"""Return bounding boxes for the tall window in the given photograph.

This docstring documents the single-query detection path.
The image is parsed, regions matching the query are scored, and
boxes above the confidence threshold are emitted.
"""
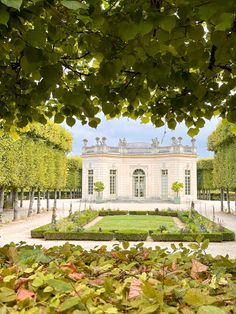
[185,169,191,195]
[88,170,93,195]
[133,169,145,198]
[161,169,168,200]
[110,169,117,195]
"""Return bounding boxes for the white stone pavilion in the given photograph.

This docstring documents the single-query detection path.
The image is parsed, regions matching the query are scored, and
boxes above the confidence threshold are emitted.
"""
[82,137,197,202]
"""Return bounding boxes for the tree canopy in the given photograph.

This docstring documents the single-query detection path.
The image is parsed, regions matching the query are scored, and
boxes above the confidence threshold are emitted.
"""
[208,120,236,151]
[1,0,236,135]
[0,122,72,214]
[197,158,214,191]
[66,156,82,192]
[208,120,236,211]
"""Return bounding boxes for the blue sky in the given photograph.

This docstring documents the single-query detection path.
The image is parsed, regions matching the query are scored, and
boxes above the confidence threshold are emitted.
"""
[65,116,219,158]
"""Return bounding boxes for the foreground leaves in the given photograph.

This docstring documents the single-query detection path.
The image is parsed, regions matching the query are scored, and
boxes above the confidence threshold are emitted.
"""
[1,1,236,130]
[0,243,235,313]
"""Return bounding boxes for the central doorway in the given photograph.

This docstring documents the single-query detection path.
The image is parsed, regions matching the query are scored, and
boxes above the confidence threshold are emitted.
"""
[133,169,146,198]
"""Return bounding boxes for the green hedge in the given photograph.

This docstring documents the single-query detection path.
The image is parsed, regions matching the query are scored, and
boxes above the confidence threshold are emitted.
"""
[31,209,235,242]
[44,231,114,241]
[44,231,229,242]
[99,209,178,216]
[114,232,148,241]
[151,232,224,242]
[99,210,128,216]
[31,225,50,238]
[222,231,235,241]
[31,210,98,237]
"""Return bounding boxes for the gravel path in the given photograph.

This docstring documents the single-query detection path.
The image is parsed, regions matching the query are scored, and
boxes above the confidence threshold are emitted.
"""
[173,217,185,229]
[83,216,103,229]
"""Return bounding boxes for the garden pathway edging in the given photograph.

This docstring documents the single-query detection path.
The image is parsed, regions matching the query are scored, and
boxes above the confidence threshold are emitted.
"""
[83,216,103,229]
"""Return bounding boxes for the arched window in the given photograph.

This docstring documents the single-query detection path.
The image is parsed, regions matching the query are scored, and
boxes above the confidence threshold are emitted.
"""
[133,169,146,198]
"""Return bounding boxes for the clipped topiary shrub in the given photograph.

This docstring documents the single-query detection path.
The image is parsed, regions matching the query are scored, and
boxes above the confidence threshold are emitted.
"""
[151,232,223,242]
[114,232,148,241]
[44,231,114,241]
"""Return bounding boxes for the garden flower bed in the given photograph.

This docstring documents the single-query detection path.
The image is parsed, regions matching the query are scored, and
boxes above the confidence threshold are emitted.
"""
[31,209,235,242]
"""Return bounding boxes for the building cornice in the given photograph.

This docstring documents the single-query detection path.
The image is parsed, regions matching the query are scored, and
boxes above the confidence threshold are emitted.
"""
[82,154,197,159]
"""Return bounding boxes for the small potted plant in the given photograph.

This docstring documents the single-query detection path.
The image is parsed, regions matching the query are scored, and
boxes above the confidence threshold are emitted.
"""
[94,181,105,203]
[171,181,184,204]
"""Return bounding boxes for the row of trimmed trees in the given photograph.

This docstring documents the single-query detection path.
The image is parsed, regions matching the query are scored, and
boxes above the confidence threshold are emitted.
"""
[197,121,236,213]
[0,122,82,220]
[197,158,214,200]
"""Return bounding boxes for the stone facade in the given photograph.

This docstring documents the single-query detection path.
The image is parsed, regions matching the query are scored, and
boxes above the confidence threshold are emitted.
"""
[82,137,197,203]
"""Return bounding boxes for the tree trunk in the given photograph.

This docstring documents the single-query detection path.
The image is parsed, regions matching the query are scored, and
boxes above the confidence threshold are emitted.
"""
[12,188,19,221]
[53,189,57,209]
[220,188,224,212]
[0,187,4,223]
[42,190,46,199]
[70,189,72,199]
[226,188,231,213]
[20,188,24,208]
[208,190,211,200]
[28,187,35,217]
[37,189,41,214]
[8,190,13,208]
[235,190,236,212]
[58,189,61,199]
[46,190,50,211]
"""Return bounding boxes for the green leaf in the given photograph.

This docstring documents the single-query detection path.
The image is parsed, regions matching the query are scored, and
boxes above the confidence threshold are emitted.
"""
[184,288,207,306]
[58,296,80,312]
[47,279,73,293]
[24,47,44,63]
[118,22,139,41]
[88,119,99,128]
[198,305,225,314]
[21,56,39,74]
[41,64,62,85]
[188,243,199,250]
[54,114,65,124]
[26,28,46,48]
[231,126,236,135]
[139,21,153,35]
[167,118,177,129]
[216,13,234,31]
[196,118,205,128]
[159,16,176,32]
[66,117,76,127]
[139,303,160,314]
[0,7,9,25]
[0,0,22,10]
[122,241,129,250]
[201,239,209,250]
[0,288,16,302]
[61,0,88,11]
[187,128,199,137]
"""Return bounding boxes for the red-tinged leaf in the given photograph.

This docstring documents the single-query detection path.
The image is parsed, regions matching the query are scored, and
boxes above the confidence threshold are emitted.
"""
[172,261,177,271]
[158,267,168,277]
[142,249,149,260]
[17,288,36,301]
[15,278,30,289]
[128,279,142,300]
[68,272,85,281]
[111,252,119,259]
[61,262,77,273]
[89,278,104,286]
[191,259,208,279]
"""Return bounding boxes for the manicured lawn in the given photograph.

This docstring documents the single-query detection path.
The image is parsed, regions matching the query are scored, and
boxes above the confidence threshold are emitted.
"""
[88,215,178,232]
